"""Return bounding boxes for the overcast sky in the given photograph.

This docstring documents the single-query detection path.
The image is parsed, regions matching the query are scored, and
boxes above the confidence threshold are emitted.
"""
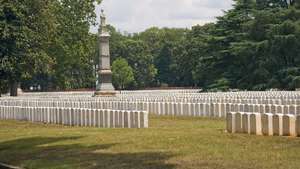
[91,0,234,33]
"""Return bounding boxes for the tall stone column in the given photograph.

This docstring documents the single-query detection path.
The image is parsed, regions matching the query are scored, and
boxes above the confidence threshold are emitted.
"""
[94,9,116,96]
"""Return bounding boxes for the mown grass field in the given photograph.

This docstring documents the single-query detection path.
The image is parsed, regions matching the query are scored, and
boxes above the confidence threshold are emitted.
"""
[0,116,300,169]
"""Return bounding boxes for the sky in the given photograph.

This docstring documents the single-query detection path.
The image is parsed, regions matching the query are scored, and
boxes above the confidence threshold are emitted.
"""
[91,0,234,33]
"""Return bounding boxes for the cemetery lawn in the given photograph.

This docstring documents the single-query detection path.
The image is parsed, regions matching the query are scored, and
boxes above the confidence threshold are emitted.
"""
[1,116,300,169]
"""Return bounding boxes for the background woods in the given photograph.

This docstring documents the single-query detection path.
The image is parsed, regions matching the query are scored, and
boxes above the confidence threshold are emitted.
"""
[1,0,299,93]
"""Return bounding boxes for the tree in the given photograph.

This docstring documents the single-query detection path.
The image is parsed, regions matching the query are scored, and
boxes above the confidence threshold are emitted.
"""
[135,27,187,86]
[45,0,101,90]
[112,58,134,90]
[190,24,218,88]
[0,0,56,95]
[115,39,157,88]
[0,0,102,93]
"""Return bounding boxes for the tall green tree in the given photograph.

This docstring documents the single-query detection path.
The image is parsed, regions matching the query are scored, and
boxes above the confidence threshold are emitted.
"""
[112,58,135,90]
[134,27,187,86]
[186,0,300,90]
[113,39,157,88]
[1,0,102,94]
[46,0,101,90]
[0,0,55,95]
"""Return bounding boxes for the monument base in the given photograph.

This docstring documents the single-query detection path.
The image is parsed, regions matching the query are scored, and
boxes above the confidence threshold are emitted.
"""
[94,91,117,97]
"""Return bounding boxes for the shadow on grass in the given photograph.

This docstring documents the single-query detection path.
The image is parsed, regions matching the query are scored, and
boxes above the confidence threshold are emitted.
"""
[0,136,175,169]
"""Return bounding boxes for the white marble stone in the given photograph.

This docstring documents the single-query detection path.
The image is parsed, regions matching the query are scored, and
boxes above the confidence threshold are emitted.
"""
[273,114,284,136]
[235,112,244,133]
[242,113,251,134]
[282,114,296,136]
[249,113,262,135]
[262,113,273,136]
[226,112,236,133]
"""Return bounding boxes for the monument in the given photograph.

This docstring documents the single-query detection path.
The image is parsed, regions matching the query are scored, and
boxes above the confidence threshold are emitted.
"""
[94,9,116,96]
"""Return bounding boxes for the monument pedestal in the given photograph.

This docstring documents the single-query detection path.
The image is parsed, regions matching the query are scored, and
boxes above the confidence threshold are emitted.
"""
[94,70,116,96]
[94,91,116,97]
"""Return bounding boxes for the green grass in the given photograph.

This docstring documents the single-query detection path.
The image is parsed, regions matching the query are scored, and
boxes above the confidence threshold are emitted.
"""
[1,116,300,169]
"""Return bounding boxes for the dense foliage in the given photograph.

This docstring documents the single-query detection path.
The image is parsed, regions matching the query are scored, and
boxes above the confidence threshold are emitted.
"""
[194,0,300,91]
[110,0,300,91]
[111,58,134,90]
[0,0,101,95]
[1,0,299,93]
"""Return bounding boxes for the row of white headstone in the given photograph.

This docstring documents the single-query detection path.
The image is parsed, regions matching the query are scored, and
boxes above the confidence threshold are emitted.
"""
[3,97,300,105]
[227,112,300,137]
[1,100,300,117]
[0,106,148,128]
[14,91,300,100]
[13,91,300,98]
[17,89,199,98]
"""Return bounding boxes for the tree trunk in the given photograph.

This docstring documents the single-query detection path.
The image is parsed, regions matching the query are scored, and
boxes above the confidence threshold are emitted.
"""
[10,81,18,97]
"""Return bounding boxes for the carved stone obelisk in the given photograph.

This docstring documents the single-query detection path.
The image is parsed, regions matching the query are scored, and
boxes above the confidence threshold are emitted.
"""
[94,9,116,96]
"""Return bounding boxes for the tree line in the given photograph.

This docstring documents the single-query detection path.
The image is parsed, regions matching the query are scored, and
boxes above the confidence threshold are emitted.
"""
[1,0,300,95]
[1,0,101,95]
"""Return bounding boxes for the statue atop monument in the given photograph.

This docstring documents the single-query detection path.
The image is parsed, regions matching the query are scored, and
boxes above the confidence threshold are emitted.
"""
[98,9,109,37]
[100,9,106,26]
